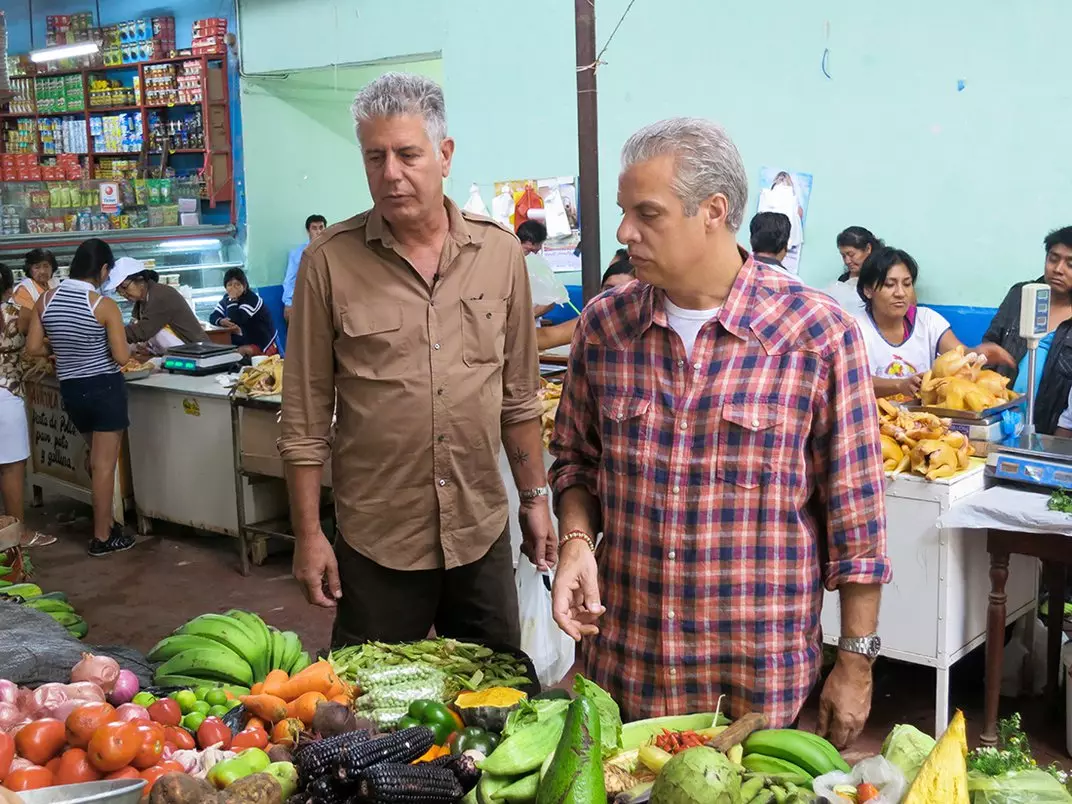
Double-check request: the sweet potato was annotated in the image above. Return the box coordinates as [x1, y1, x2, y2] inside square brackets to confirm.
[217, 773, 282, 804]
[148, 772, 217, 804]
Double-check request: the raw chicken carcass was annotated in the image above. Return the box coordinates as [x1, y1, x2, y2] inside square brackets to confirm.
[910, 439, 960, 480]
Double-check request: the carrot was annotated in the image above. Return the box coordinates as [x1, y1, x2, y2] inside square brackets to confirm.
[271, 718, 303, 749]
[249, 682, 264, 696]
[325, 677, 346, 700]
[287, 691, 327, 725]
[329, 694, 351, 706]
[238, 694, 289, 723]
[276, 661, 337, 701]
[261, 669, 289, 699]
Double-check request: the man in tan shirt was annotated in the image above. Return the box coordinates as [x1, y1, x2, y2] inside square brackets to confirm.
[279, 73, 555, 649]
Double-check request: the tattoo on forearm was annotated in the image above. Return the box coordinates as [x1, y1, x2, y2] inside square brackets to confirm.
[511, 447, 529, 466]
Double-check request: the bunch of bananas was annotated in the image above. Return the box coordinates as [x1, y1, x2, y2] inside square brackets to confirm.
[0, 581, 88, 638]
[234, 356, 283, 397]
[740, 729, 849, 800]
[148, 609, 310, 690]
[877, 398, 974, 480]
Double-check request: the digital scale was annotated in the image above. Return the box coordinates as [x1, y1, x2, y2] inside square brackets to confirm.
[162, 342, 243, 376]
[985, 282, 1072, 490]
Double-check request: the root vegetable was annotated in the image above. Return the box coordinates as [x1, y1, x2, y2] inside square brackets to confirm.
[115, 704, 150, 722]
[110, 670, 139, 706]
[310, 701, 356, 737]
[71, 654, 121, 694]
[66, 682, 106, 703]
[0, 681, 16, 707]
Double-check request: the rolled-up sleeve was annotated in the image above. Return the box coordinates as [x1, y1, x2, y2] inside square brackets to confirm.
[813, 319, 892, 591]
[499, 245, 542, 427]
[548, 316, 601, 501]
[278, 248, 335, 465]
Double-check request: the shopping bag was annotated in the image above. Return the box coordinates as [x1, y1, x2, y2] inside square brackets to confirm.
[813, 756, 907, 804]
[968, 769, 1072, 803]
[525, 253, 571, 308]
[516, 555, 574, 688]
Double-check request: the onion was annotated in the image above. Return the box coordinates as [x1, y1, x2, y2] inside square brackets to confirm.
[65, 681, 106, 702]
[49, 699, 84, 723]
[7, 757, 34, 774]
[0, 702, 21, 732]
[114, 703, 149, 722]
[71, 653, 120, 693]
[109, 669, 139, 706]
[31, 683, 69, 719]
[0, 680, 17, 706]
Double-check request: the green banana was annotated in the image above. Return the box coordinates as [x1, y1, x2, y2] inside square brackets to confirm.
[177, 613, 263, 674]
[0, 565, 12, 576]
[24, 598, 75, 614]
[225, 610, 272, 680]
[0, 580, 11, 588]
[289, 650, 312, 675]
[742, 729, 841, 778]
[1, 583, 42, 598]
[148, 634, 241, 663]
[154, 648, 254, 686]
[270, 628, 287, 672]
[49, 611, 83, 627]
[34, 591, 69, 602]
[154, 674, 217, 689]
[788, 730, 850, 773]
[278, 630, 301, 673]
[741, 753, 814, 782]
[67, 618, 88, 639]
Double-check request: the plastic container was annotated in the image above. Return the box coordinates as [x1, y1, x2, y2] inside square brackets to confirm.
[19, 780, 146, 804]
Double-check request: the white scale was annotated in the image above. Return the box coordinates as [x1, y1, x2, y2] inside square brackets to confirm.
[985, 283, 1072, 489]
[162, 342, 243, 376]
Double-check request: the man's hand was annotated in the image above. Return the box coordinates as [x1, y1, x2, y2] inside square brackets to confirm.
[519, 498, 556, 570]
[292, 529, 341, 608]
[551, 539, 604, 641]
[816, 653, 873, 749]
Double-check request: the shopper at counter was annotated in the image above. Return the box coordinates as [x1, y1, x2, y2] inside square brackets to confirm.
[550, 118, 891, 747]
[749, 211, 792, 273]
[209, 268, 279, 357]
[855, 246, 1013, 398]
[282, 214, 328, 323]
[106, 259, 209, 355]
[824, 226, 881, 315]
[280, 73, 552, 649]
[982, 226, 1072, 435]
[12, 249, 58, 312]
[26, 239, 134, 558]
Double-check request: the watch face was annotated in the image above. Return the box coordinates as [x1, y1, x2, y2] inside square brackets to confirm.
[867, 636, 882, 658]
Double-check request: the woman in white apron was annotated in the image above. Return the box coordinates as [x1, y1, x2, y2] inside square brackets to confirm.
[12, 249, 59, 312]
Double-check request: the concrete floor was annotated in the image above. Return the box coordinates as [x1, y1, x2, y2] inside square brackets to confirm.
[17, 494, 1070, 769]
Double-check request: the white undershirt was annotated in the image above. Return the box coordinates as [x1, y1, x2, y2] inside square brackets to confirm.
[664, 297, 721, 360]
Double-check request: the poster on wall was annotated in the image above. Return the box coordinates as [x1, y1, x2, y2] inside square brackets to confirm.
[493, 176, 580, 274]
[756, 167, 813, 274]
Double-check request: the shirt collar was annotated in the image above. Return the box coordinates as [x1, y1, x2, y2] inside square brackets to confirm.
[64, 278, 96, 292]
[753, 253, 784, 268]
[365, 197, 484, 250]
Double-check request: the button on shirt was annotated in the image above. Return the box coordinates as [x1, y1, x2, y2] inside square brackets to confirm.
[549, 254, 891, 727]
[278, 199, 542, 571]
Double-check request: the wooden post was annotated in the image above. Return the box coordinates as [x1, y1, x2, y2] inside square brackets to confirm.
[575, 0, 602, 303]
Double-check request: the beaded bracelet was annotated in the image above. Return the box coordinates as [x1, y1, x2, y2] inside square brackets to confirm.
[560, 529, 596, 552]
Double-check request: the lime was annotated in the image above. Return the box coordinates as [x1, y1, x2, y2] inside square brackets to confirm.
[226, 698, 242, 710]
[204, 689, 229, 707]
[208, 704, 230, 718]
[132, 691, 157, 708]
[194, 685, 215, 701]
[182, 711, 206, 732]
[191, 700, 211, 716]
[174, 689, 198, 714]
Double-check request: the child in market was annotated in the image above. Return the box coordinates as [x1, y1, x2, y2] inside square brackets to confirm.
[210, 267, 279, 357]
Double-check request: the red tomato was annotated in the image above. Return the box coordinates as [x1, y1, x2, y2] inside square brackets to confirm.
[87, 721, 141, 772]
[5, 766, 54, 791]
[15, 719, 67, 766]
[0, 732, 14, 783]
[146, 699, 181, 728]
[857, 783, 881, 803]
[66, 703, 117, 749]
[163, 726, 195, 751]
[45, 757, 62, 776]
[155, 761, 183, 774]
[196, 717, 231, 751]
[139, 767, 173, 800]
[131, 722, 165, 770]
[230, 727, 268, 751]
[105, 766, 141, 781]
[54, 748, 104, 786]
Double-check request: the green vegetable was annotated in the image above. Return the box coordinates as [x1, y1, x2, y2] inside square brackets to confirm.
[882, 723, 936, 784]
[503, 699, 571, 738]
[207, 748, 271, 789]
[535, 696, 605, 804]
[1048, 489, 1072, 515]
[265, 761, 298, 799]
[404, 699, 458, 745]
[967, 713, 1067, 785]
[493, 771, 539, 803]
[620, 712, 728, 751]
[480, 704, 569, 776]
[649, 746, 741, 804]
[453, 727, 500, 757]
[573, 674, 622, 752]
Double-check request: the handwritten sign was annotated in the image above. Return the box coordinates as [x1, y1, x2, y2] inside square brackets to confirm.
[26, 382, 92, 487]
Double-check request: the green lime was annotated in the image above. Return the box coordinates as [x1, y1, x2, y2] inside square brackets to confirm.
[182, 711, 206, 732]
[174, 689, 198, 714]
[208, 704, 230, 718]
[194, 685, 215, 701]
[204, 689, 229, 707]
[226, 698, 242, 710]
[191, 700, 211, 716]
[132, 691, 157, 708]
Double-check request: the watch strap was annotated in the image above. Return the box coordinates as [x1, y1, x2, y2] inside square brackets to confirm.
[519, 486, 550, 502]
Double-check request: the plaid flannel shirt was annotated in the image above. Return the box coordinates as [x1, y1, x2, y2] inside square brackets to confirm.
[549, 255, 891, 726]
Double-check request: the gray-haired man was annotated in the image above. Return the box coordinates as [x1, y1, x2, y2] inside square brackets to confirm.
[279, 72, 555, 648]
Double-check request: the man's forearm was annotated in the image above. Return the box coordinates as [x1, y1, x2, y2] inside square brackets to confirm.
[839, 582, 881, 638]
[557, 486, 600, 542]
[502, 419, 550, 490]
[286, 464, 325, 540]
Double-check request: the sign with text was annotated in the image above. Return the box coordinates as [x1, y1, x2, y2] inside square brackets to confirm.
[99, 182, 120, 214]
[26, 381, 92, 487]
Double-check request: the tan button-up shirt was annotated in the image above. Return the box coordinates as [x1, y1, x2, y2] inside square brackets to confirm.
[278, 199, 542, 571]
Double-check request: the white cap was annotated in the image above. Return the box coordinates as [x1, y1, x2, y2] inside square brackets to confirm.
[103, 257, 146, 293]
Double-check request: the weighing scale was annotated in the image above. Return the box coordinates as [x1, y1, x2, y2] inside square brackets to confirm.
[985, 283, 1072, 490]
[162, 342, 243, 376]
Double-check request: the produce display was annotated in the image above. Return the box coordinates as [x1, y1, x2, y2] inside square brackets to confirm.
[233, 357, 283, 398]
[877, 399, 974, 480]
[918, 346, 1019, 412]
[0, 575, 88, 639]
[537, 380, 561, 449]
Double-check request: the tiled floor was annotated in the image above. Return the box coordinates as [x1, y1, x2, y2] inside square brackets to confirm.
[16, 494, 1070, 769]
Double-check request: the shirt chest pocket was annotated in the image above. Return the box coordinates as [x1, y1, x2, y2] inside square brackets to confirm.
[715, 402, 790, 489]
[338, 304, 411, 380]
[461, 298, 508, 367]
[600, 394, 653, 477]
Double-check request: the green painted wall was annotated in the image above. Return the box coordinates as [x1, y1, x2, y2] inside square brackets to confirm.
[237, 0, 1072, 305]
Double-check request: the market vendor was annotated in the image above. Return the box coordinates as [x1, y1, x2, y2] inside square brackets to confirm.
[209, 268, 279, 357]
[12, 248, 58, 311]
[550, 117, 891, 748]
[280, 73, 553, 649]
[105, 259, 209, 355]
[982, 226, 1072, 434]
[855, 246, 1014, 398]
[823, 226, 881, 315]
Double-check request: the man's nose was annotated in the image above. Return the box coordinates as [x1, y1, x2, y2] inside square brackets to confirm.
[382, 153, 403, 181]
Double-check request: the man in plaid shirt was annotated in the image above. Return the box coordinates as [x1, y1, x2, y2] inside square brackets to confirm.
[549, 118, 891, 748]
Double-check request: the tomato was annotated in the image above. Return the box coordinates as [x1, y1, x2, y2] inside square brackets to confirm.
[857, 783, 881, 803]
[66, 703, 117, 749]
[5, 766, 54, 791]
[15, 719, 67, 766]
[146, 699, 181, 728]
[87, 721, 141, 772]
[105, 766, 141, 781]
[155, 761, 183, 774]
[230, 727, 268, 751]
[196, 717, 231, 751]
[163, 726, 195, 751]
[0, 732, 14, 783]
[54, 748, 104, 786]
[245, 717, 267, 732]
[139, 766, 173, 800]
[131, 722, 165, 770]
[45, 757, 62, 776]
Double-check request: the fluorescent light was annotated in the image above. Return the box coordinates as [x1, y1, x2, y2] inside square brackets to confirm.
[30, 42, 100, 63]
[159, 239, 221, 250]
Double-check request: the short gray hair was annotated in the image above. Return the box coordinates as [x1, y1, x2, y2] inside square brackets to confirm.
[351, 72, 448, 149]
[621, 118, 748, 230]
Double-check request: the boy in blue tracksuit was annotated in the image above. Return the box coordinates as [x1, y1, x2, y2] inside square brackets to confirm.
[209, 267, 279, 356]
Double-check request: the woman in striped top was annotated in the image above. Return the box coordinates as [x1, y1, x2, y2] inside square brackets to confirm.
[26, 238, 136, 558]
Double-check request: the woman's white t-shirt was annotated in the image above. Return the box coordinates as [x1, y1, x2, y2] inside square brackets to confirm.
[823, 277, 867, 317]
[855, 306, 952, 379]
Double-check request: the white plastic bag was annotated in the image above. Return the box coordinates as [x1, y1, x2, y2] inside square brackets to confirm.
[462, 183, 489, 216]
[525, 253, 570, 307]
[813, 755, 907, 804]
[517, 555, 574, 687]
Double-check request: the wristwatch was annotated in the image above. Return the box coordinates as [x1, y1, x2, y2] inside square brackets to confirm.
[838, 634, 881, 661]
[519, 486, 550, 502]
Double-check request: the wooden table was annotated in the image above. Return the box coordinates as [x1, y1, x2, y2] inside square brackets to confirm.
[983, 528, 1072, 746]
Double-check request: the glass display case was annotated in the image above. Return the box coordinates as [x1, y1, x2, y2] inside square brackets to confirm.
[0, 225, 241, 322]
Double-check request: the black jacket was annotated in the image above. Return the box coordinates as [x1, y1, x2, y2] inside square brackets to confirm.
[209, 290, 278, 353]
[983, 279, 1072, 434]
